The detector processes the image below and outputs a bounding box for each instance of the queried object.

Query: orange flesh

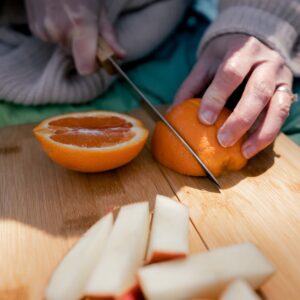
[48,116,134,148]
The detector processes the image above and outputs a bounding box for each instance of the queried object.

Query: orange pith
[33,111,149,172]
[151,99,247,177]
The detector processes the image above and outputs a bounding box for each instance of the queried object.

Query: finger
[99,7,126,58]
[217,62,279,147]
[28,15,51,41]
[25,1,51,42]
[173,56,215,106]
[242,81,292,158]
[199,52,253,125]
[25,1,35,29]
[25,0,37,35]
[248,107,268,135]
[32,25,52,42]
[72,23,98,75]
[44,16,65,43]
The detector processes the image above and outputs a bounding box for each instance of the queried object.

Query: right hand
[25,0,126,75]
[174,34,293,159]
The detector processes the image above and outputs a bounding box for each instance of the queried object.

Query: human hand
[174,34,293,158]
[25,0,126,75]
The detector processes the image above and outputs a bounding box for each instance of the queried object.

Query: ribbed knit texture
[0,0,190,105]
[199,0,300,76]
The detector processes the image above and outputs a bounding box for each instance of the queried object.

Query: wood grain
[0,123,205,300]
[132,108,300,299]
[0,108,300,299]
[157,136,300,300]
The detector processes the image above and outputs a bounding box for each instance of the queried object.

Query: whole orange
[151,99,247,177]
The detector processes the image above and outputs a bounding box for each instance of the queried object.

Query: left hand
[174,34,293,158]
[25,0,126,75]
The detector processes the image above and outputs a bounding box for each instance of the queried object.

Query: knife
[97,38,221,189]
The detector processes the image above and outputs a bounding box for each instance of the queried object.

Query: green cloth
[0,3,300,145]
[282,78,300,144]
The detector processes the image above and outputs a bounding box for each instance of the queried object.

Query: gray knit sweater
[199,0,300,75]
[0,0,300,105]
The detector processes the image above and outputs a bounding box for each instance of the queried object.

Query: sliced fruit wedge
[33,111,149,172]
[147,195,189,263]
[220,279,262,300]
[45,213,113,300]
[85,202,150,298]
[138,243,274,300]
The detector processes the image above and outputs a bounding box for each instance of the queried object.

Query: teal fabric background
[0,1,299,144]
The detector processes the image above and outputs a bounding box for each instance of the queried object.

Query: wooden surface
[0,109,300,300]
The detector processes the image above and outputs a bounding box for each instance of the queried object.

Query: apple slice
[138,243,274,300]
[147,195,189,263]
[85,202,149,298]
[45,213,113,300]
[220,279,262,300]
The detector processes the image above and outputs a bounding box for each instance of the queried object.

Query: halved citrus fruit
[33,111,149,172]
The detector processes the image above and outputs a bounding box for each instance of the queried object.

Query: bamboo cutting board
[0,109,300,300]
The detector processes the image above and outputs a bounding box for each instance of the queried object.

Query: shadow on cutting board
[0,124,175,237]
[219,145,276,190]
[154,144,276,193]
[0,119,275,236]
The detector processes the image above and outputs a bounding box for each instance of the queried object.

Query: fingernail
[242,145,256,159]
[79,69,89,75]
[115,47,127,58]
[217,131,233,148]
[79,67,92,75]
[200,110,216,125]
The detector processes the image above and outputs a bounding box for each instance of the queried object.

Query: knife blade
[97,39,221,189]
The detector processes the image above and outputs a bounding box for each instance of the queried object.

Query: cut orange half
[33,111,149,172]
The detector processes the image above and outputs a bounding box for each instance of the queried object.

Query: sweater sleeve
[198,0,300,76]
[0,0,191,105]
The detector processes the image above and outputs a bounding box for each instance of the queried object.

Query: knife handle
[97,37,116,74]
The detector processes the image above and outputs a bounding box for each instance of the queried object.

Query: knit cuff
[198,6,298,74]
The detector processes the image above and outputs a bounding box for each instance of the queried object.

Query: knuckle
[246,37,262,54]
[71,15,85,28]
[44,19,61,42]
[33,27,48,41]
[277,100,291,121]
[45,28,60,42]
[260,131,276,146]
[28,23,36,34]
[271,51,285,65]
[253,81,274,102]
[232,111,253,129]
[30,24,42,38]
[220,60,244,84]
[205,90,225,108]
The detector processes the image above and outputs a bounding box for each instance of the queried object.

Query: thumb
[72,23,98,75]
